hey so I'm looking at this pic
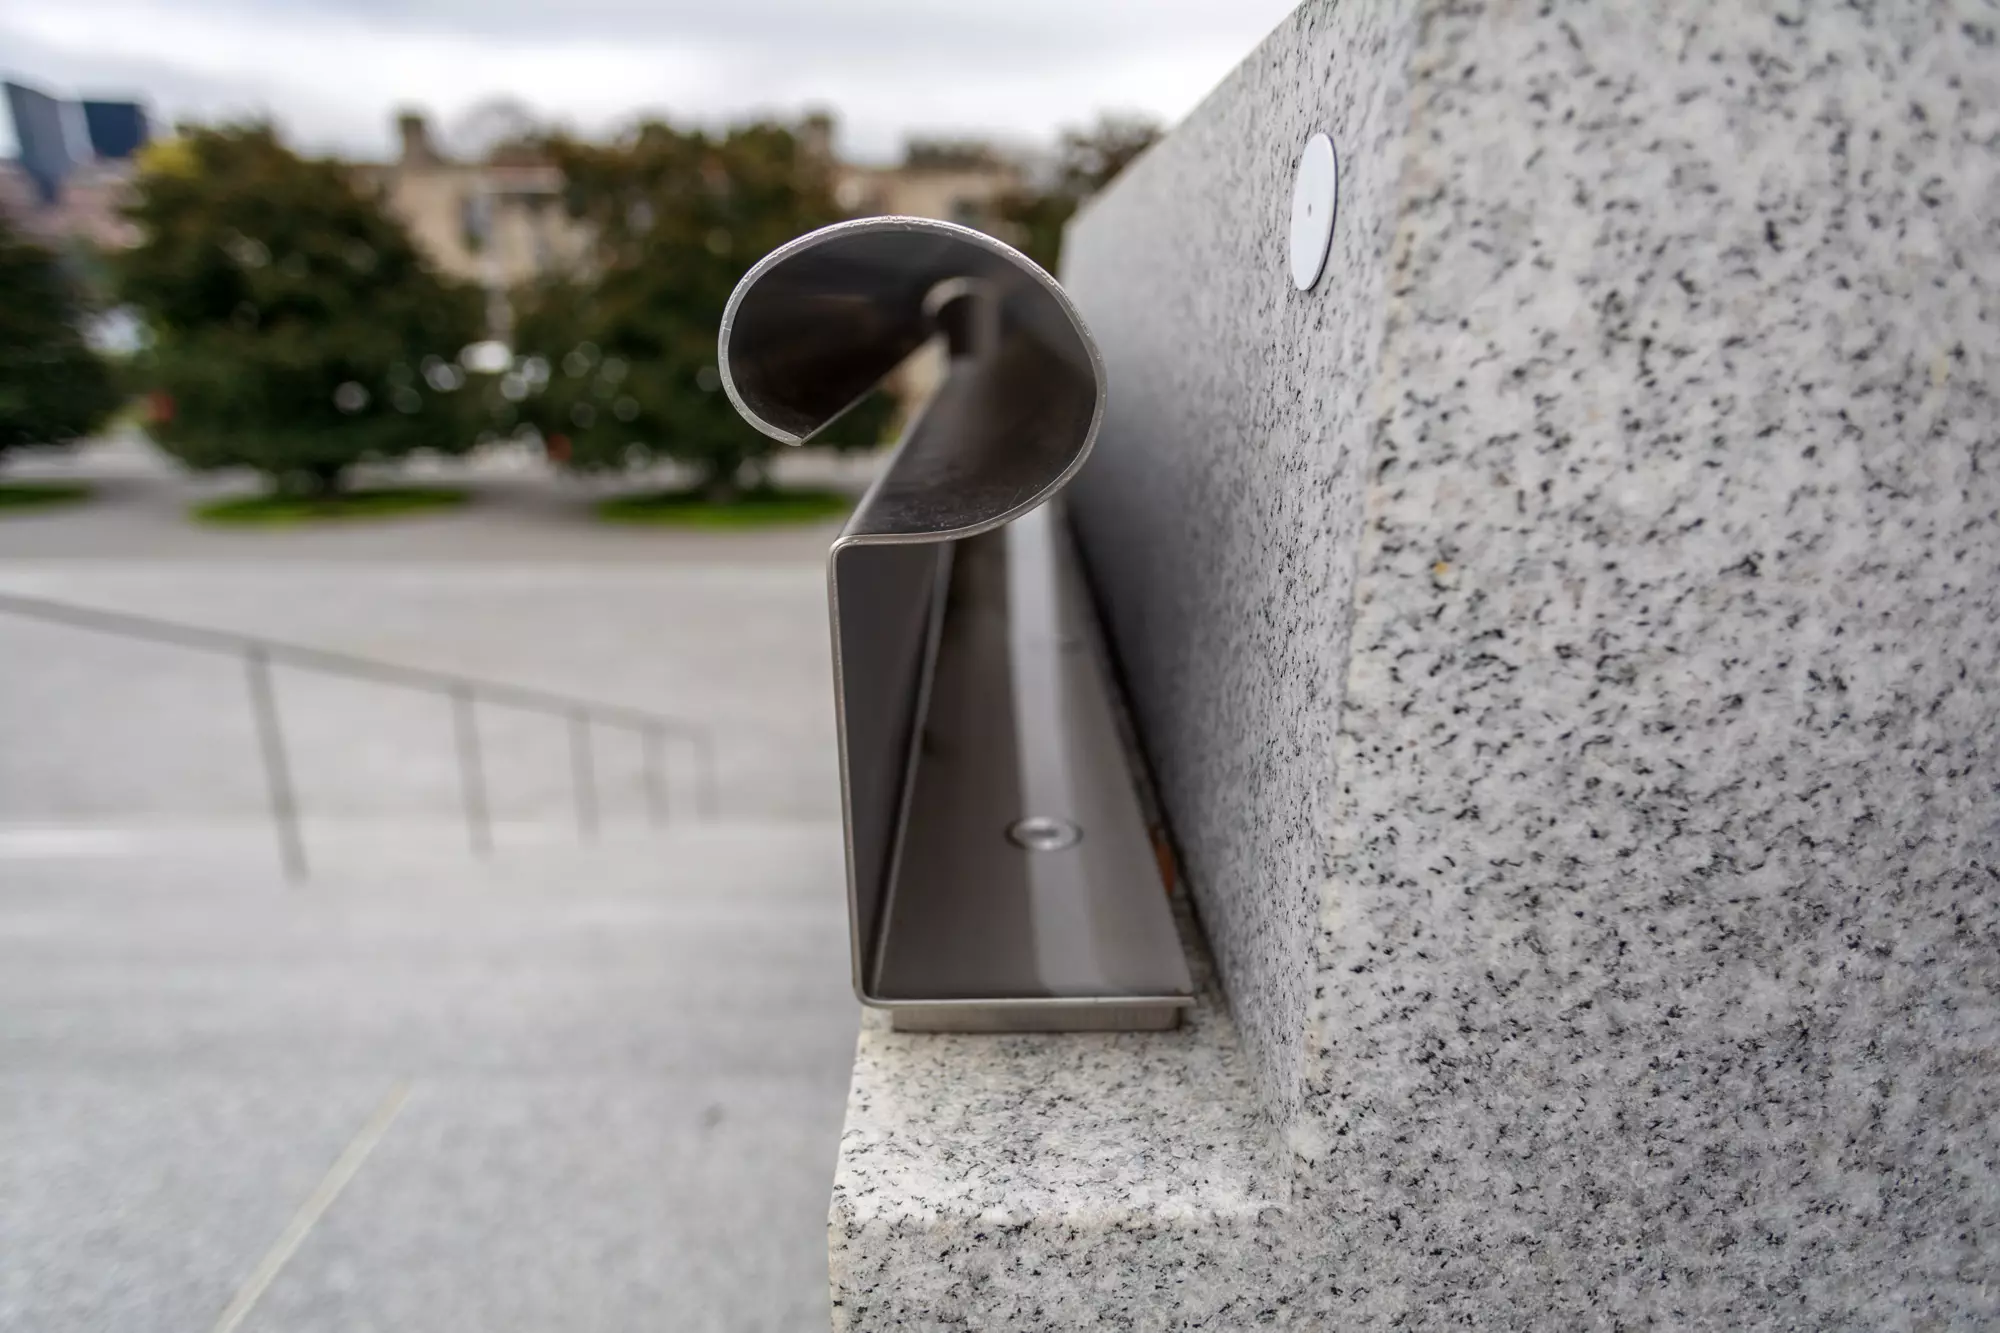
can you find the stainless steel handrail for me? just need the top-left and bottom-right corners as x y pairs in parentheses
(719, 216), (1193, 1032)
(0, 590), (719, 880)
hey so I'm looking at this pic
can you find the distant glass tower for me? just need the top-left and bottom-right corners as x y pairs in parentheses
(5, 80), (79, 204)
(81, 100), (149, 161)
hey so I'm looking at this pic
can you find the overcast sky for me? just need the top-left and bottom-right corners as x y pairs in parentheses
(1, 0), (1297, 163)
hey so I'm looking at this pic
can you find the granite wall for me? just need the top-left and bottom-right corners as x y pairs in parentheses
(833, 1), (2000, 1325)
(1290, 5), (2000, 1323)
(1062, 0), (1415, 1133)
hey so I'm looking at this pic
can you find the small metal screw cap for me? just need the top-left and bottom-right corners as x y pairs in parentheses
(1006, 816), (1082, 852)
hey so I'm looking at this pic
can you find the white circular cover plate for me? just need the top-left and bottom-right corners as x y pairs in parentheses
(1289, 132), (1338, 292)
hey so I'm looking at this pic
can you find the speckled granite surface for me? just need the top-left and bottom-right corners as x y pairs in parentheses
(828, 897), (1292, 1331)
(1062, 0), (1416, 1134)
(1289, 5), (2000, 1322)
(833, 1), (2000, 1326)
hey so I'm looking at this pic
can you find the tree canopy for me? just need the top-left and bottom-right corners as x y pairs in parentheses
(120, 124), (485, 494)
(999, 114), (1163, 273)
(509, 118), (889, 493)
(0, 215), (120, 456)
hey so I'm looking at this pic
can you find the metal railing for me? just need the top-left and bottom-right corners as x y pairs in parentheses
(0, 590), (718, 881)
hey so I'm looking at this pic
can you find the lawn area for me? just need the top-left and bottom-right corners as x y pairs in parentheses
(194, 486), (469, 525)
(597, 487), (852, 529)
(0, 481), (92, 513)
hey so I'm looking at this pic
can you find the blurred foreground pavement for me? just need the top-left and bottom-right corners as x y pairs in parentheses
(0, 438), (865, 1332)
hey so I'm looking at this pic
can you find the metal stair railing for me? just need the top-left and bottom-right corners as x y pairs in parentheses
(0, 590), (719, 881)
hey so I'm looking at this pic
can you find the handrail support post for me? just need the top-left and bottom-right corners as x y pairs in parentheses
(570, 709), (598, 841)
(244, 645), (307, 883)
(452, 684), (492, 857)
(643, 724), (668, 827)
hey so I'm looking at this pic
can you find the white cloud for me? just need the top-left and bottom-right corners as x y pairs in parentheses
(0, 0), (1297, 161)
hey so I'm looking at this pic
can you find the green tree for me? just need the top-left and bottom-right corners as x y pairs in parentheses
(509, 118), (889, 497)
(0, 215), (120, 456)
(999, 114), (1163, 272)
(120, 125), (485, 495)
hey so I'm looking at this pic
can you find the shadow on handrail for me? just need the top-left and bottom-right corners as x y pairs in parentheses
(0, 590), (719, 882)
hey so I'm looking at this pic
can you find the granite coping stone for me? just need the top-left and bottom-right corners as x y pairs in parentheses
(828, 896), (1300, 1331)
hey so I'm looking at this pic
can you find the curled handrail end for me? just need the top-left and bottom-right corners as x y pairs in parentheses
(717, 215), (1087, 447)
(715, 305), (803, 447)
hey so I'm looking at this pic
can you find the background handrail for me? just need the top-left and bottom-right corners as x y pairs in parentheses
(0, 589), (719, 880)
(0, 590), (702, 731)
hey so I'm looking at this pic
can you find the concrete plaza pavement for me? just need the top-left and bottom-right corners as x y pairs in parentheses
(0, 439), (871, 1331)
(1, 826), (857, 1333)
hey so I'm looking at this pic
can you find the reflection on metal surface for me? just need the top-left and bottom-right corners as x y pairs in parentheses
(720, 217), (1193, 1032)
(1007, 816), (1082, 853)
